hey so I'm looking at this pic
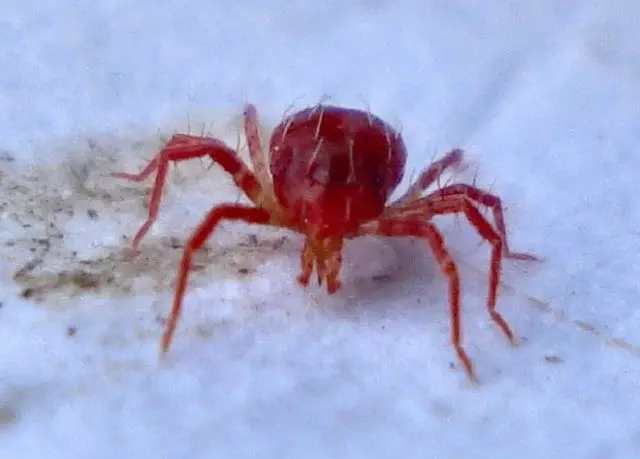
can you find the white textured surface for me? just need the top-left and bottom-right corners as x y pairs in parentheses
(1, 2), (639, 458)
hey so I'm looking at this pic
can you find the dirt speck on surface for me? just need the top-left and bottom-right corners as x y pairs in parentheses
(371, 273), (393, 283)
(0, 405), (18, 428)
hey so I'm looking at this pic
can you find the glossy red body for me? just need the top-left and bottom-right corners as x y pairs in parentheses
(269, 106), (406, 238)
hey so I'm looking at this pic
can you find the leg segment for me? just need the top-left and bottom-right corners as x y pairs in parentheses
(425, 196), (517, 342)
(243, 104), (279, 210)
(392, 148), (464, 205)
(425, 184), (538, 260)
(382, 194), (522, 344)
(112, 134), (262, 249)
(243, 105), (271, 190)
(297, 239), (314, 287)
(363, 218), (476, 381)
(161, 204), (272, 354)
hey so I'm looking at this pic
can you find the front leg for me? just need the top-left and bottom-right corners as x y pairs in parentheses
(112, 134), (262, 249)
(361, 218), (476, 382)
(162, 204), (272, 353)
(378, 193), (535, 346)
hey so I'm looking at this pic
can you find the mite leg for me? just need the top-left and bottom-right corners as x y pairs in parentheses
(386, 195), (519, 344)
(424, 184), (539, 260)
(427, 196), (517, 343)
(297, 239), (314, 287)
(161, 204), (272, 353)
(243, 104), (276, 205)
(362, 218), (476, 382)
(392, 148), (464, 206)
(112, 134), (262, 249)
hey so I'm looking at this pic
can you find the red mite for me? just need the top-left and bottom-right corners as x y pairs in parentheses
(113, 104), (537, 381)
